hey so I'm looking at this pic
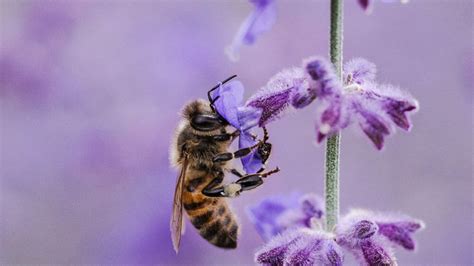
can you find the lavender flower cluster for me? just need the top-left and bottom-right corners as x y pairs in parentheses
(213, 56), (418, 172)
(249, 193), (424, 266)
(218, 3), (422, 265)
(307, 57), (418, 150)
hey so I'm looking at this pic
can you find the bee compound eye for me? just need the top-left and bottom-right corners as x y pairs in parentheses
(191, 114), (223, 131)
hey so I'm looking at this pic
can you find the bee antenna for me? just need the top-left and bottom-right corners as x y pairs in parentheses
(208, 74), (238, 111)
(262, 127), (269, 142)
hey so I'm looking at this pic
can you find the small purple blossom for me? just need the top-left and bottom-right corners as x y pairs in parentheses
(212, 80), (263, 173)
(226, 0), (277, 61)
(255, 228), (305, 265)
(284, 230), (343, 266)
(246, 67), (315, 126)
(255, 229), (343, 266)
(247, 193), (324, 241)
(370, 212), (425, 250)
(251, 194), (424, 266)
(358, 0), (409, 14)
(358, 238), (397, 266)
(337, 209), (425, 250)
(306, 57), (419, 150)
(227, 0), (410, 61)
(214, 56), (418, 151)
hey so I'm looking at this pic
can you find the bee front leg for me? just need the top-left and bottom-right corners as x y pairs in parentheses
(212, 141), (261, 163)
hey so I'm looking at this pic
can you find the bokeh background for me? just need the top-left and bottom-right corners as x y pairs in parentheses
(1, 0), (472, 264)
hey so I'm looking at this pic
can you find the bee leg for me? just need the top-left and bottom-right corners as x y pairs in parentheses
(212, 133), (232, 142)
(212, 141), (261, 163)
(203, 167), (280, 198)
(202, 169), (243, 198)
(236, 167), (280, 192)
(202, 171), (225, 197)
(229, 168), (244, 177)
(211, 130), (240, 142)
(262, 127), (269, 142)
(256, 166), (266, 173)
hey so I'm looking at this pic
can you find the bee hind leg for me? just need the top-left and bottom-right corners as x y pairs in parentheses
(202, 171), (225, 197)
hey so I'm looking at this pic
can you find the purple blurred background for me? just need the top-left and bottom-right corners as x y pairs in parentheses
(0, 0), (472, 264)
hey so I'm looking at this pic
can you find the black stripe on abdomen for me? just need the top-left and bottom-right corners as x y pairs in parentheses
(191, 210), (213, 229)
(201, 221), (222, 240)
(184, 199), (210, 211)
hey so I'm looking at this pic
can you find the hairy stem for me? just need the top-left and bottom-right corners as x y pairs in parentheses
(325, 0), (343, 231)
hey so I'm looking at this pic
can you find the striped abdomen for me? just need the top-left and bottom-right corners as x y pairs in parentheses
(183, 174), (239, 249)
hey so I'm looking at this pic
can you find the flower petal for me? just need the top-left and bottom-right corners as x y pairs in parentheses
(254, 228), (305, 265)
(358, 0), (372, 12)
(314, 95), (348, 143)
(246, 67), (312, 126)
(212, 80), (244, 128)
(239, 131), (262, 174)
(226, 0), (276, 61)
(247, 193), (301, 241)
(359, 239), (397, 266)
(234, 64), (322, 128)
(343, 58), (377, 85)
(247, 88), (292, 127)
(372, 84), (419, 131)
(237, 106), (262, 131)
(378, 222), (419, 250)
(337, 209), (425, 254)
(336, 210), (379, 248)
(304, 56), (343, 98)
(350, 96), (394, 150)
(284, 229), (343, 266)
(374, 214), (425, 250)
(247, 193), (324, 240)
(299, 193), (324, 221)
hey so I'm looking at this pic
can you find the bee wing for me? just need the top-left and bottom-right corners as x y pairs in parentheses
(170, 156), (188, 254)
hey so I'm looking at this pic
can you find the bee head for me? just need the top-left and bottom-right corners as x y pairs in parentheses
(183, 99), (228, 132)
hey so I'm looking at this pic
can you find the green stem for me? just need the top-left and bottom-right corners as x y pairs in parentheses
(325, 0), (343, 231)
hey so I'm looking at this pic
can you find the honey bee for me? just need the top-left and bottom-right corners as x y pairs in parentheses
(170, 75), (279, 253)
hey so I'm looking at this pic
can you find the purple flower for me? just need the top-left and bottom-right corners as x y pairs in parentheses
(370, 212), (425, 250)
(212, 80), (264, 173)
(246, 67), (316, 126)
(251, 194), (424, 266)
(248, 193), (324, 241)
(306, 57), (419, 150)
(255, 229), (305, 265)
(358, 0), (409, 14)
(255, 229), (343, 266)
(336, 209), (424, 265)
(213, 71), (316, 172)
(358, 238), (396, 266)
(216, 56), (418, 151)
(335, 209), (397, 266)
(226, 0), (277, 61)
